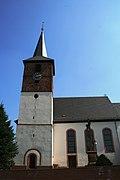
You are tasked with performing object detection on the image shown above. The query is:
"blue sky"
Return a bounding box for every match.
[0,0,120,131]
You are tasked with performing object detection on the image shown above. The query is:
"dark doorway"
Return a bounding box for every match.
[68,156,76,168]
[29,154,36,169]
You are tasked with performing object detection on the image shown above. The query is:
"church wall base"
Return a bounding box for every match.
[13,165,52,170]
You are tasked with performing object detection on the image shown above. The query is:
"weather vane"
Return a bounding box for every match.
[42,21,44,31]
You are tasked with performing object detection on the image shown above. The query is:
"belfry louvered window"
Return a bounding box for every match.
[35,64,41,73]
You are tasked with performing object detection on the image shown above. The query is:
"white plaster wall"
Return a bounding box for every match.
[92,122,120,165]
[53,123,88,167]
[53,121,120,167]
[18,92,53,124]
[15,124,52,166]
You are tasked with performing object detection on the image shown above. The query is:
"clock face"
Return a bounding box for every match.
[33,72,42,81]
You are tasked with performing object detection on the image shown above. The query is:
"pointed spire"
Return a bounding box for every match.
[33,22,48,57]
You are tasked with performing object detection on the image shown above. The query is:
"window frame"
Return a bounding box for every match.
[102,128,115,153]
[66,129,77,168]
[66,129,77,154]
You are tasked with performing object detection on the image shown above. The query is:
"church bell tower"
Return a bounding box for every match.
[15,25,55,168]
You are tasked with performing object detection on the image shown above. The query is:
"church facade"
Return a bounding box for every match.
[15,26,120,169]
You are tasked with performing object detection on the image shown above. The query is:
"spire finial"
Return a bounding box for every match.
[42,22,44,32]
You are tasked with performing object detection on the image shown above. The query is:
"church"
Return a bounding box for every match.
[15,25,120,169]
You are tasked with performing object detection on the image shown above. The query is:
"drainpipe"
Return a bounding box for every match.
[114,118,120,149]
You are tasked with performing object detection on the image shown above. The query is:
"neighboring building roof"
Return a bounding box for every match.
[113,103,120,116]
[53,96,120,123]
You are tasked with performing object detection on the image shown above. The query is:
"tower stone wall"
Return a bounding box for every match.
[15,27,54,168]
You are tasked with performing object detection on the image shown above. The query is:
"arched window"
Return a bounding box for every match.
[67,129,76,153]
[103,128,114,153]
[67,129,77,168]
[85,128,96,152]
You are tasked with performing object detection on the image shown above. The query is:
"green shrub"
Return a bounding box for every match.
[95,154,112,166]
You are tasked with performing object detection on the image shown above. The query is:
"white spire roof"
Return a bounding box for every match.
[33,22,47,57]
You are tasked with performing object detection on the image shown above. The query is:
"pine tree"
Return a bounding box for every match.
[0,103,18,170]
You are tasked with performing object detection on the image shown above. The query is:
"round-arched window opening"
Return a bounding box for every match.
[34,94,39,99]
